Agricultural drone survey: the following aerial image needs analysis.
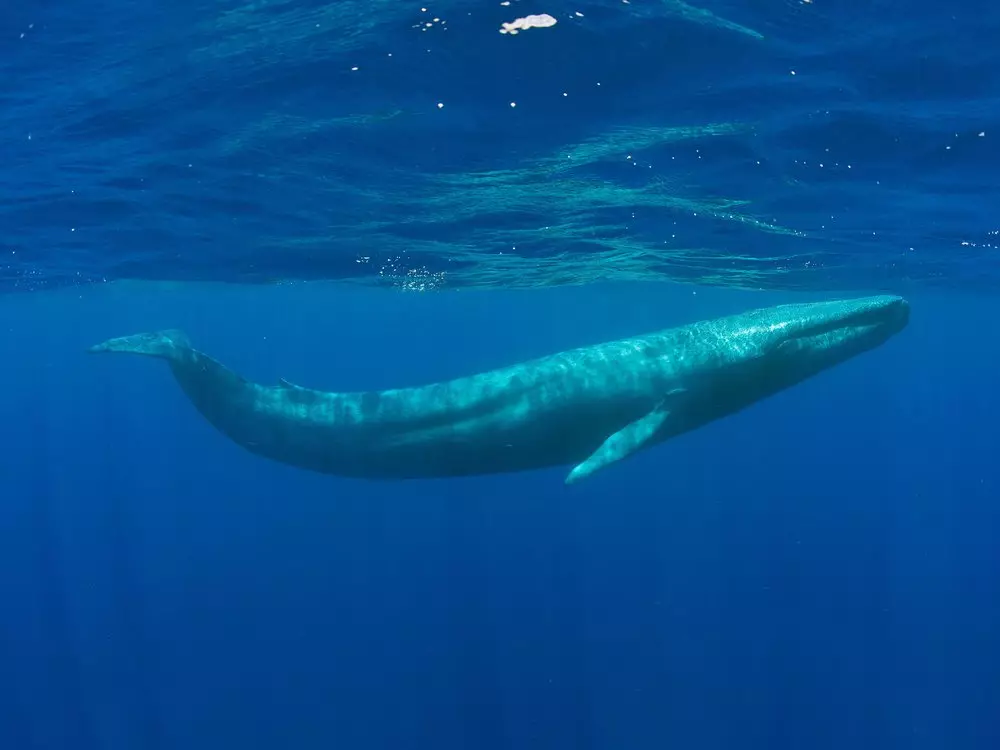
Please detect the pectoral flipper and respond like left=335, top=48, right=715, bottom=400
left=564, top=393, right=681, bottom=484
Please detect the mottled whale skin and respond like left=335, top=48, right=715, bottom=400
left=88, top=295, right=909, bottom=484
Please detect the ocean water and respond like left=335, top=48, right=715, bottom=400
left=1, top=1, right=999, bottom=749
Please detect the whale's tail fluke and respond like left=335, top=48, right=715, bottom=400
left=88, top=329, right=257, bottom=449
left=88, top=329, right=192, bottom=361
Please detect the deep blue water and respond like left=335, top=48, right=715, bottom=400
left=2, top=1, right=1000, bottom=749
left=2, top=283, right=1000, bottom=749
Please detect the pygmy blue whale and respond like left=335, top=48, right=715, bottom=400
left=88, top=295, right=909, bottom=484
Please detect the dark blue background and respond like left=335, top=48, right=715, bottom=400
left=1, top=283, right=998, bottom=749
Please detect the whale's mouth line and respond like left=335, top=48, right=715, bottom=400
left=774, top=300, right=908, bottom=356
left=788, top=298, right=908, bottom=345
left=784, top=322, right=880, bottom=350
left=796, top=318, right=880, bottom=342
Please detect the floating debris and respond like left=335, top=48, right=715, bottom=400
left=499, top=13, right=558, bottom=35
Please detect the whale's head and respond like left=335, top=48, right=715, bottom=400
left=747, top=294, right=909, bottom=384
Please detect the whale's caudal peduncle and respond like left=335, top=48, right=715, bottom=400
left=88, top=295, right=909, bottom=484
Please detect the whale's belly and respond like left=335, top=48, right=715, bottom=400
left=246, top=374, right=666, bottom=479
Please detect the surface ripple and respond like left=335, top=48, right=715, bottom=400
left=1, top=0, right=998, bottom=292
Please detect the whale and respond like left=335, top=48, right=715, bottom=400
left=88, top=294, right=909, bottom=484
